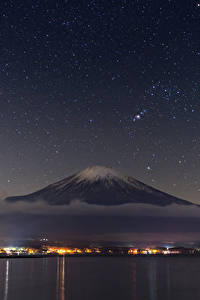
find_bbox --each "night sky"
[1,0,200,203]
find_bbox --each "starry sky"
[1,0,200,203]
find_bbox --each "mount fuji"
[5,166,196,207]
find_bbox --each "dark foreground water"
[0,256,199,300]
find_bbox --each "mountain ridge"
[5,165,197,207]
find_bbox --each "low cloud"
[1,198,200,244]
[1,198,200,218]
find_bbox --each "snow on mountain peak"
[75,166,124,182]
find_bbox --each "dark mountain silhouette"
[5,166,196,207]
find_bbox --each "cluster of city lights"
[1,247,39,255]
[0,246,198,257]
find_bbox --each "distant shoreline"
[1,254,200,259]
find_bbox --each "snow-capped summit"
[74,165,124,182]
[6,166,196,207]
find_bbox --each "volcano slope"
[6,166,196,207]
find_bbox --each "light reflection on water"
[3,260,9,300]
[0,257,200,300]
[56,256,65,300]
[56,257,60,300]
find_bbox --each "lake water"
[0,256,199,300]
